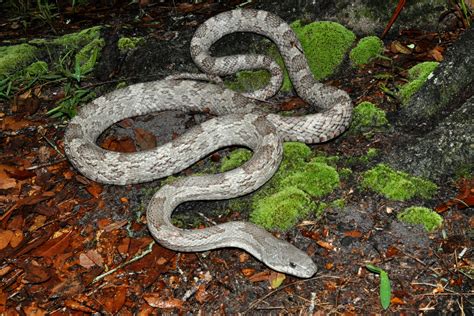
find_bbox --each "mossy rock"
[399,61,439,105]
[397,206,443,232]
[349,36,384,66]
[250,186,315,231]
[0,44,38,76]
[350,101,388,133]
[279,162,339,198]
[362,164,438,201]
[227,20,355,93]
[75,38,105,75]
[52,26,102,48]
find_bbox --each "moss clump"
[53,26,102,48]
[117,36,144,53]
[397,206,443,232]
[362,164,438,201]
[0,44,38,76]
[350,101,388,133]
[280,162,339,198]
[220,148,252,172]
[349,36,384,66]
[399,61,439,105]
[75,38,105,75]
[25,61,48,77]
[250,187,314,230]
[225,70,271,94]
[278,20,356,91]
[228,20,355,93]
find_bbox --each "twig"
[242,275,342,314]
[26,158,67,170]
[92,241,155,284]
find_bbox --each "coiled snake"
[64,9,352,278]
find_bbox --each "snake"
[64,9,352,278]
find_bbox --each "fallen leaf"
[32,230,72,257]
[344,230,363,238]
[325,262,334,270]
[241,268,255,277]
[63,299,96,313]
[143,294,183,309]
[134,127,157,150]
[0,230,14,250]
[79,253,96,269]
[390,40,412,54]
[269,271,286,289]
[23,262,51,284]
[386,246,400,257]
[195,284,212,304]
[248,270,271,282]
[22,303,47,316]
[429,46,444,61]
[86,182,103,198]
[316,240,335,251]
[9,229,23,248]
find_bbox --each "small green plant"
[397,206,443,232]
[34,0,59,31]
[47,83,94,118]
[366,264,391,310]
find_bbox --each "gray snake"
[64,9,352,278]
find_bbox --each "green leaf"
[365,264,383,274]
[380,271,391,310]
[366,264,391,310]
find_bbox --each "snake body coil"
[65,9,352,278]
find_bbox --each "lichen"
[250,186,314,231]
[350,101,389,133]
[0,44,38,76]
[362,164,438,201]
[349,36,384,66]
[397,206,443,232]
[399,61,439,105]
[117,36,144,53]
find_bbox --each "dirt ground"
[0,1,472,314]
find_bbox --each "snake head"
[261,237,317,278]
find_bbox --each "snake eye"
[289,262,297,269]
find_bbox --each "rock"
[386,96,473,181]
[397,24,474,132]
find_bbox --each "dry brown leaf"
[134,127,157,150]
[0,165,17,190]
[241,268,255,277]
[79,253,96,269]
[22,303,47,316]
[32,230,72,257]
[23,262,50,284]
[9,229,23,248]
[195,284,212,304]
[0,289,7,313]
[86,182,103,199]
[316,240,335,251]
[0,230,13,250]
[344,230,363,238]
[390,40,412,54]
[247,270,271,282]
[143,294,184,309]
[63,299,95,313]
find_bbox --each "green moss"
[397,206,443,232]
[25,61,48,77]
[331,198,346,209]
[399,61,439,105]
[225,70,271,94]
[350,101,388,133]
[339,167,353,179]
[53,26,102,48]
[75,38,105,75]
[349,36,384,66]
[250,187,315,230]
[220,148,252,172]
[117,36,144,53]
[0,44,38,76]
[309,153,339,167]
[362,164,438,201]
[280,162,339,198]
[228,20,355,93]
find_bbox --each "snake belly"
[64,9,352,278]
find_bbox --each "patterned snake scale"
[64,9,352,278]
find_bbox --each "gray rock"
[387,97,474,181]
